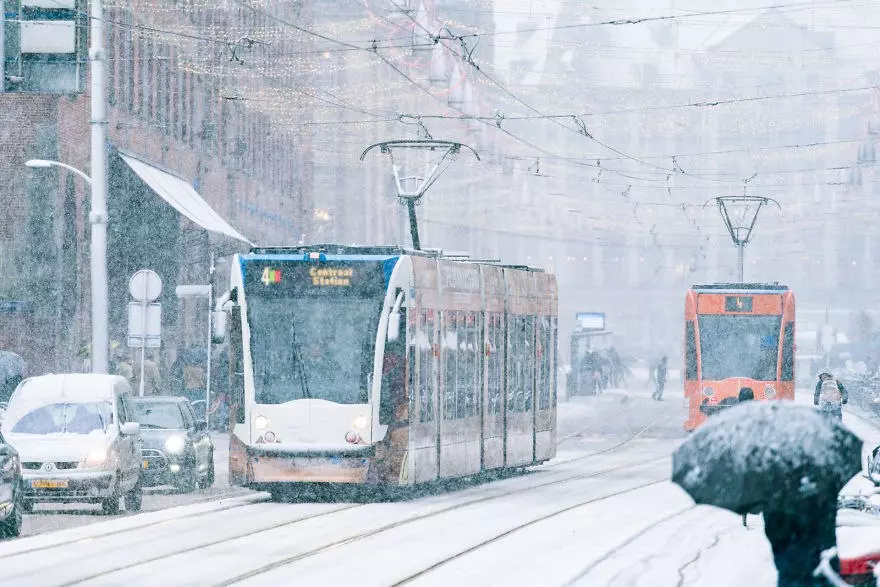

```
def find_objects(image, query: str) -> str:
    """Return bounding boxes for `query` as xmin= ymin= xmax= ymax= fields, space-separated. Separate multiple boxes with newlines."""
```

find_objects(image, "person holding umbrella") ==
xmin=672 ymin=402 xmax=862 ymax=586
xmin=814 ymin=371 xmax=847 ymax=421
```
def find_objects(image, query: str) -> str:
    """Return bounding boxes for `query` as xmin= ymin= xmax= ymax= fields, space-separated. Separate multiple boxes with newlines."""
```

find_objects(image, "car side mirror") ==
xmin=387 ymin=311 xmax=401 ymax=342
xmin=120 ymin=422 xmax=140 ymax=436
xmin=195 ymin=420 xmax=207 ymax=432
xmin=211 ymin=310 xmax=228 ymax=344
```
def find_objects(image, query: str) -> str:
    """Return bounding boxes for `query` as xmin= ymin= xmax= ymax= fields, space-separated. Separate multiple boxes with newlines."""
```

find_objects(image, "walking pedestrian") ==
xmin=814 ymin=371 xmax=847 ymax=421
xmin=652 ymin=356 xmax=668 ymax=401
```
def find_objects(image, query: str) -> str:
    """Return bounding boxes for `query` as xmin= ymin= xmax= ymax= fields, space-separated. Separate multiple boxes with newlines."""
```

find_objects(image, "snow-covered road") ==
xmin=1 ymin=387 xmax=877 ymax=586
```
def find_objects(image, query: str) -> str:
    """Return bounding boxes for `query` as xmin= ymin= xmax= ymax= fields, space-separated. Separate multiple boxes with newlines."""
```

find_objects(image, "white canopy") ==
xmin=118 ymin=151 xmax=253 ymax=245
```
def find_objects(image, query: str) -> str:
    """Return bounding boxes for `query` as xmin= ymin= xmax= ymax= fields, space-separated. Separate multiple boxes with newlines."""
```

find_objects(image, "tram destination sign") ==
xmin=246 ymin=260 xmax=385 ymax=298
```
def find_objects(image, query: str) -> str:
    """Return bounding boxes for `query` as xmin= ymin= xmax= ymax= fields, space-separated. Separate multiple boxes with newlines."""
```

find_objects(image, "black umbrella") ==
xmin=672 ymin=401 xmax=862 ymax=515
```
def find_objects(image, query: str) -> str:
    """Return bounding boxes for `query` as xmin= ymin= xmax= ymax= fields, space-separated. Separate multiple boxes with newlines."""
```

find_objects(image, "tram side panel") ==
xmin=504 ymin=268 xmax=537 ymax=468
xmin=409 ymin=256 xmax=441 ymax=484
xmin=437 ymin=260 xmax=483 ymax=480
xmin=481 ymin=265 xmax=506 ymax=471
xmin=534 ymin=272 xmax=558 ymax=464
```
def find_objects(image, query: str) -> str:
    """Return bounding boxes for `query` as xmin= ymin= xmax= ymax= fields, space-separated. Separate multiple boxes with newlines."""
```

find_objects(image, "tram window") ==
xmin=418 ymin=310 xmax=435 ymax=423
xmin=507 ymin=315 xmax=533 ymax=413
xmin=538 ymin=316 xmax=552 ymax=411
xmin=781 ymin=322 xmax=794 ymax=381
xmin=685 ymin=321 xmax=697 ymax=381
xmin=442 ymin=312 xmax=455 ymax=420
xmin=487 ymin=313 xmax=503 ymax=415
xmin=462 ymin=312 xmax=479 ymax=418
xmin=523 ymin=316 xmax=535 ymax=413
xmin=551 ymin=317 xmax=558 ymax=408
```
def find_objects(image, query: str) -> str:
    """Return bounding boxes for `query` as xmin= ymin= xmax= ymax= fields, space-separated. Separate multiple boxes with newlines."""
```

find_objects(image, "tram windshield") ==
xmin=243 ymin=260 xmax=387 ymax=405
xmin=698 ymin=314 xmax=781 ymax=381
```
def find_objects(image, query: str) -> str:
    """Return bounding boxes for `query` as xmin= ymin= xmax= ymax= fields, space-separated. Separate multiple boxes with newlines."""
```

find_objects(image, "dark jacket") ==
xmin=813 ymin=379 xmax=848 ymax=406
xmin=656 ymin=361 xmax=668 ymax=384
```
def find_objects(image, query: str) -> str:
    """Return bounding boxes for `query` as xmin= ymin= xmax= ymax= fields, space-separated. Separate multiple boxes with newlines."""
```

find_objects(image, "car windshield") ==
xmin=130 ymin=402 xmax=185 ymax=429
xmin=698 ymin=314 xmax=782 ymax=381
xmin=9 ymin=402 xmax=111 ymax=435
xmin=246 ymin=296 xmax=381 ymax=405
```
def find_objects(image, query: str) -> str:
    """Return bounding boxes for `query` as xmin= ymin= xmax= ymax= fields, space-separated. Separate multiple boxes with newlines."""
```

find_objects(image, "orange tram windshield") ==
xmin=683 ymin=283 xmax=795 ymax=431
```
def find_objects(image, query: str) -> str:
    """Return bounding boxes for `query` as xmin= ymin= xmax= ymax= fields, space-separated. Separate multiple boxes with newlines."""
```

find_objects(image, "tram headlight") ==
xmin=352 ymin=416 xmax=368 ymax=431
xmin=345 ymin=431 xmax=360 ymax=444
xmin=263 ymin=431 xmax=277 ymax=443
xmin=764 ymin=386 xmax=776 ymax=399
xmin=702 ymin=386 xmax=714 ymax=398
xmin=254 ymin=415 xmax=270 ymax=430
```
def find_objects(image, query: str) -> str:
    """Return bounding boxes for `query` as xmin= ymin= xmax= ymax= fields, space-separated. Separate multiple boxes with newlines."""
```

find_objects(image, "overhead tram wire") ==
xmin=385 ymin=0 xmax=722 ymax=184
xmin=233 ymin=0 xmax=876 ymax=190
xmin=237 ymin=0 xmax=675 ymax=184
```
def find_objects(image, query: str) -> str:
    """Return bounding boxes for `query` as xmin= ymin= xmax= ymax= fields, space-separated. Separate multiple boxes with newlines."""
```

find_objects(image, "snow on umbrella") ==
xmin=672 ymin=401 xmax=862 ymax=515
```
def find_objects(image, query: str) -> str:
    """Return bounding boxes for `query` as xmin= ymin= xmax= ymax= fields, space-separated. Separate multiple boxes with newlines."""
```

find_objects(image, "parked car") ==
xmin=2 ymin=374 xmax=142 ymax=515
xmin=0 ymin=431 xmax=22 ymax=538
xmin=130 ymin=396 xmax=214 ymax=492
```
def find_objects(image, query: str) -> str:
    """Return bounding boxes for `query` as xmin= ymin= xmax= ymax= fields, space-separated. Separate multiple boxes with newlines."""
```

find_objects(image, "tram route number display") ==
xmin=247 ymin=260 xmax=385 ymax=298
xmin=724 ymin=296 xmax=753 ymax=312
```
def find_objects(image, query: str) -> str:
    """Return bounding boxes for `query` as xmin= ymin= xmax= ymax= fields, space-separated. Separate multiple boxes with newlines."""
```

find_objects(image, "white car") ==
xmin=2 ymin=374 xmax=142 ymax=515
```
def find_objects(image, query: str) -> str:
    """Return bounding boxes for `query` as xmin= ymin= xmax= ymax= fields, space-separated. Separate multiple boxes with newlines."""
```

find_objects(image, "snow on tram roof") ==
xmin=246 ymin=244 xmax=545 ymax=272
xmin=691 ymin=282 xmax=790 ymax=294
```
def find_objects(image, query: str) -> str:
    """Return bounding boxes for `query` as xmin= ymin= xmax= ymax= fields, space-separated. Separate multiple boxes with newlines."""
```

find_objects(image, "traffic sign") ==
xmin=127 ymin=302 xmax=161 ymax=348
xmin=129 ymin=270 xmax=162 ymax=302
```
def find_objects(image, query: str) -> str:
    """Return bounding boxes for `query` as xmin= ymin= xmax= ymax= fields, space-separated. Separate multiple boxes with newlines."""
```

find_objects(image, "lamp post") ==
xmin=25 ymin=158 xmax=108 ymax=374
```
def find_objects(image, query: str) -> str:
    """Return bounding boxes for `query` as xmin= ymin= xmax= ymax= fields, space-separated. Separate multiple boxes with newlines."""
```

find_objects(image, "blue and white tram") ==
xmin=221 ymin=245 xmax=557 ymax=495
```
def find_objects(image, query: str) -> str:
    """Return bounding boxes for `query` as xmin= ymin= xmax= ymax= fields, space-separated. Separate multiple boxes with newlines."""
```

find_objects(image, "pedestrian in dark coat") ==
xmin=814 ymin=371 xmax=847 ymax=421
xmin=763 ymin=497 xmax=839 ymax=587
xmin=652 ymin=356 xmax=668 ymax=400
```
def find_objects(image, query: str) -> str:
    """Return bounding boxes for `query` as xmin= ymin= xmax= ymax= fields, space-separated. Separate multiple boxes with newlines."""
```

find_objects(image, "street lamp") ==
xmin=24 ymin=158 xmax=108 ymax=374
xmin=25 ymin=159 xmax=93 ymax=185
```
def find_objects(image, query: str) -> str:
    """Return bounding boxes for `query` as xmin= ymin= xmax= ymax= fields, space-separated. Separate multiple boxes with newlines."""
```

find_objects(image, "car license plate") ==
xmin=142 ymin=460 xmax=149 ymax=469
xmin=31 ymin=479 xmax=68 ymax=489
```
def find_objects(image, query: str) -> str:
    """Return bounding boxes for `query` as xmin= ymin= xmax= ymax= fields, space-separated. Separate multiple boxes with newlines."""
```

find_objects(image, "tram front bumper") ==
xmin=246 ymin=443 xmax=374 ymax=484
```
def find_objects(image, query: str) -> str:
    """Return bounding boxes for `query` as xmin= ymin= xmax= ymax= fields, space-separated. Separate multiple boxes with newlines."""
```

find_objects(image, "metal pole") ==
xmin=205 ymin=252 xmax=214 ymax=425
xmin=737 ymin=244 xmax=744 ymax=282
xmin=1 ymin=8 xmax=5 ymax=95
xmin=90 ymin=0 xmax=109 ymax=373
xmin=138 ymin=282 xmax=146 ymax=397
xmin=406 ymin=199 xmax=420 ymax=250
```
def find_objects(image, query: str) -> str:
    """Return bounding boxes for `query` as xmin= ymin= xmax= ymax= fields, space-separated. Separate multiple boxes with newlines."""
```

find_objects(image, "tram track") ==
xmin=390 ymin=478 xmax=673 ymax=586
xmin=5 ymin=418 xmax=667 ymax=585
xmin=208 ymin=452 xmax=671 ymax=587
xmin=560 ymin=505 xmax=699 ymax=586
xmin=53 ymin=448 xmax=670 ymax=586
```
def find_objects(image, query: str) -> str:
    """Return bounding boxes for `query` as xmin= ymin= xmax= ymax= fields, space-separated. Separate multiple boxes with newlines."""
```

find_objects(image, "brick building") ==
xmin=0 ymin=0 xmax=315 ymax=375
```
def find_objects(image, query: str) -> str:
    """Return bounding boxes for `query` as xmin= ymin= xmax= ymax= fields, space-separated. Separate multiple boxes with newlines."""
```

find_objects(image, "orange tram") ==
xmin=683 ymin=283 xmax=795 ymax=431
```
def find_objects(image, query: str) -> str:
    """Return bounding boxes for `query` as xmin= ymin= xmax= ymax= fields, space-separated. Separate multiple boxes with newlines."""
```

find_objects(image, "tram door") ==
xmin=534 ymin=274 xmax=557 ymax=462
xmin=481 ymin=265 xmax=506 ymax=471
xmin=409 ymin=257 xmax=441 ymax=483
xmin=504 ymin=270 xmax=536 ymax=468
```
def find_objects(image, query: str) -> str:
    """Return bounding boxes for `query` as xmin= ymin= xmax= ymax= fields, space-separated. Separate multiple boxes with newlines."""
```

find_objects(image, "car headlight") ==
xmin=84 ymin=447 xmax=108 ymax=467
xmin=254 ymin=415 xmax=270 ymax=430
xmin=164 ymin=435 xmax=186 ymax=454
xmin=0 ymin=455 xmax=16 ymax=476
xmin=352 ymin=416 xmax=368 ymax=431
